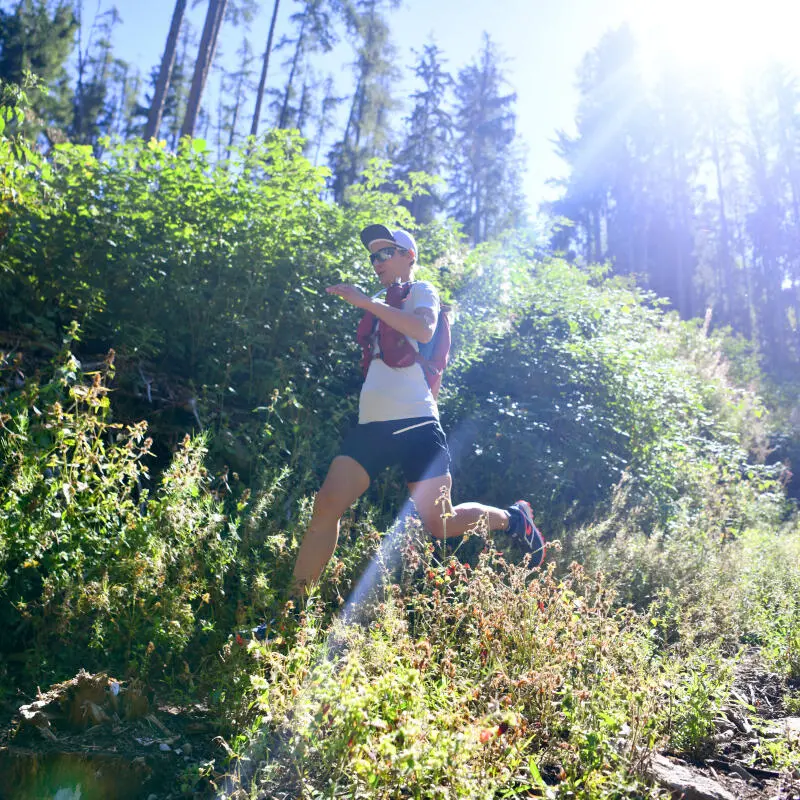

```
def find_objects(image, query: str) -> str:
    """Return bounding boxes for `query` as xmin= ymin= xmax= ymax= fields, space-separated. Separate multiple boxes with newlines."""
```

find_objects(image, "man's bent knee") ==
xmin=312 ymin=488 xmax=348 ymax=524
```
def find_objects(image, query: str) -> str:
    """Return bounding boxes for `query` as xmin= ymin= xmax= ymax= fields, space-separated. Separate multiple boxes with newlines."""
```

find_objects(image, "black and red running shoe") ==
xmin=507 ymin=500 xmax=546 ymax=567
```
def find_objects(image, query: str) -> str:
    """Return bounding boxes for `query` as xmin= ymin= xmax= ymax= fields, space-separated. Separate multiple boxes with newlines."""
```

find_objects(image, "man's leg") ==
xmin=292 ymin=455 xmax=370 ymax=598
xmin=408 ymin=474 xmax=546 ymax=566
xmin=407 ymin=473 xmax=510 ymax=540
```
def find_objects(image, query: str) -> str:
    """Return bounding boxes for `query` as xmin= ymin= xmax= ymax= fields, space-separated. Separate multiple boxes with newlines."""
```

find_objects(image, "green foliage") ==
xmin=441 ymin=238 xmax=786 ymax=535
xmin=550 ymin=26 xmax=800 ymax=376
xmin=0 ymin=130 xmax=430 ymax=504
xmin=448 ymin=34 xmax=526 ymax=244
xmin=2 ymin=81 xmax=783 ymax=543
xmin=328 ymin=0 xmax=401 ymax=203
xmin=0 ymin=1 xmax=76 ymax=137
xmin=0 ymin=330 xmax=237 ymax=676
xmin=1 ymin=77 xmax=800 ymax=800
xmin=665 ymin=657 xmax=731 ymax=761
xmin=734 ymin=526 xmax=800 ymax=679
xmin=0 ymin=75 xmax=56 ymax=238
xmin=236 ymin=533 xmax=671 ymax=799
xmin=393 ymin=42 xmax=454 ymax=225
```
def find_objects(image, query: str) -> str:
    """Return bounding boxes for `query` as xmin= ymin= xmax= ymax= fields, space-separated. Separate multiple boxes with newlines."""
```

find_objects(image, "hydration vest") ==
xmin=356 ymin=281 xmax=451 ymax=399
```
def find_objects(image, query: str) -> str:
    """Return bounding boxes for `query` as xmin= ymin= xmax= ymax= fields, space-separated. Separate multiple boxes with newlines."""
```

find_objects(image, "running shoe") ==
xmin=507 ymin=500 xmax=546 ymax=567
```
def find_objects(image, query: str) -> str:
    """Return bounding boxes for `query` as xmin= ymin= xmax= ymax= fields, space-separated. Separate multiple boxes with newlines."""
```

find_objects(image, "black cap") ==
xmin=360 ymin=224 xmax=397 ymax=250
xmin=359 ymin=224 xmax=417 ymax=256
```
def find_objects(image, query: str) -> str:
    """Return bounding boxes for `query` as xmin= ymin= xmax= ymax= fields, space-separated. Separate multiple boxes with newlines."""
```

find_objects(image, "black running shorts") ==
xmin=339 ymin=417 xmax=451 ymax=483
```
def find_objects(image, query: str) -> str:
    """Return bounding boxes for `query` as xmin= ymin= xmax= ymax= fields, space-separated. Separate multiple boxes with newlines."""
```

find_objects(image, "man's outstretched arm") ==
xmin=326 ymin=283 xmax=436 ymax=343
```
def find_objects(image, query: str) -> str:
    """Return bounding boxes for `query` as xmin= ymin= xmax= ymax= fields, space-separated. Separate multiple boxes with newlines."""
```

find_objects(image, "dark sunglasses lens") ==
xmin=370 ymin=247 xmax=396 ymax=264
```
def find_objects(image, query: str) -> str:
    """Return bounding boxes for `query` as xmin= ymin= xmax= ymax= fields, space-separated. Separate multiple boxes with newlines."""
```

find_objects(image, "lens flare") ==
xmin=625 ymin=0 xmax=800 ymax=92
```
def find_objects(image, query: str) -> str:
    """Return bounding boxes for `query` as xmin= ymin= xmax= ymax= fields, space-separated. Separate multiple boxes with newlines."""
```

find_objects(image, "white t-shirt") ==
xmin=358 ymin=280 xmax=440 ymax=424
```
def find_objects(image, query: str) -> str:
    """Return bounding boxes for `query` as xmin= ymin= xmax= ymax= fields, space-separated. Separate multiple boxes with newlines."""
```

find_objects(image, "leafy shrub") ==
xmin=665 ymin=657 xmax=732 ymax=761
xmin=443 ymin=241 xmax=785 ymax=536
xmin=1 ymin=83 xmax=785 ymax=542
xmin=228 ymin=529 xmax=679 ymax=798
xmin=0 ymin=329 xmax=238 ymax=676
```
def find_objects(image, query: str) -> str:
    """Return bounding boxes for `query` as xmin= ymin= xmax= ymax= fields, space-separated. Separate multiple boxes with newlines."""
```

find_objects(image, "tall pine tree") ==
xmin=448 ymin=34 xmax=526 ymax=244
xmin=393 ymin=41 xmax=453 ymax=224
xmin=0 ymin=0 xmax=76 ymax=138
xmin=272 ymin=0 xmax=340 ymax=131
xmin=328 ymin=0 xmax=400 ymax=203
xmin=144 ymin=0 xmax=186 ymax=141
xmin=181 ymin=0 xmax=228 ymax=138
xmin=70 ymin=2 xmax=123 ymax=147
xmin=250 ymin=0 xmax=279 ymax=137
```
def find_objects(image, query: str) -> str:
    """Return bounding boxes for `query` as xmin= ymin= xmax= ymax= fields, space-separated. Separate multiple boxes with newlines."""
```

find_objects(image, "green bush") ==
xmin=443 ymin=242 xmax=785 ymax=536
xmin=0 ymin=329 xmax=238 ymax=676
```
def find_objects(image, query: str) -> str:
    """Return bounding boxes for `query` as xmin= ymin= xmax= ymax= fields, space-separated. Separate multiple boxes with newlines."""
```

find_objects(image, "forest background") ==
xmin=2 ymin=0 xmax=800 ymax=797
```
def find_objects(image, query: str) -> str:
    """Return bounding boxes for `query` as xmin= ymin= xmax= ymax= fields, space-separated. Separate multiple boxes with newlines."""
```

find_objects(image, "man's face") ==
xmin=369 ymin=240 xmax=413 ymax=287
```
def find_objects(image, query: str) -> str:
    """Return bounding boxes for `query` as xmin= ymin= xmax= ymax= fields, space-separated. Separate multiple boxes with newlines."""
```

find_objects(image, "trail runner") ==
xmin=252 ymin=225 xmax=546 ymax=640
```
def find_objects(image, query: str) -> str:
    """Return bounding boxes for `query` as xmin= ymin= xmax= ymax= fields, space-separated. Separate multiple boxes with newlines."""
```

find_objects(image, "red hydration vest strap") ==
xmin=356 ymin=281 xmax=450 ymax=399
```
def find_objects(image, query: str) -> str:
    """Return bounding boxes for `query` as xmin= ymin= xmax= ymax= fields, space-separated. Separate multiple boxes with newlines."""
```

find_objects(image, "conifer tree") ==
xmin=769 ymin=66 xmax=800 ymax=361
xmin=549 ymin=27 xmax=644 ymax=266
xmin=221 ymin=34 xmax=255 ymax=157
xmin=309 ymin=73 xmax=343 ymax=165
xmin=328 ymin=0 xmax=400 ymax=203
xmin=742 ymin=67 xmax=800 ymax=365
xmin=132 ymin=19 xmax=195 ymax=145
xmin=144 ymin=0 xmax=186 ymax=141
xmin=0 ymin=0 xmax=76 ymax=136
xmin=646 ymin=67 xmax=700 ymax=318
xmin=180 ymin=0 xmax=228 ymax=138
xmin=180 ymin=0 xmax=256 ymax=140
xmin=551 ymin=27 xmax=800 ymax=370
xmin=548 ymin=25 xmax=705 ymax=322
xmin=250 ymin=0 xmax=279 ymax=137
xmin=163 ymin=21 xmax=194 ymax=147
xmin=71 ymin=2 xmax=124 ymax=147
xmin=105 ymin=56 xmax=141 ymax=140
xmin=448 ymin=33 xmax=526 ymax=244
xmin=272 ymin=0 xmax=339 ymax=131
xmin=393 ymin=41 xmax=453 ymax=224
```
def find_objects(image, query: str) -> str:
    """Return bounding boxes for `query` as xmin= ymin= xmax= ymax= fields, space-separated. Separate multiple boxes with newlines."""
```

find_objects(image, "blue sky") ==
xmin=107 ymin=0 xmax=641 ymax=210
xmin=95 ymin=0 xmax=800 ymax=208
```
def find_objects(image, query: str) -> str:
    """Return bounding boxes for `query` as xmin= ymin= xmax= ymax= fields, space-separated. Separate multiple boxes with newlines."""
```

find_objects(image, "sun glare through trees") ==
xmin=627 ymin=0 xmax=800 ymax=93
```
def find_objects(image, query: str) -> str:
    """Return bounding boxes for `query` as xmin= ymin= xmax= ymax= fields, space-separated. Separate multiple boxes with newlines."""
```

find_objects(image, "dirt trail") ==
xmin=648 ymin=649 xmax=800 ymax=800
xmin=0 ymin=651 xmax=798 ymax=799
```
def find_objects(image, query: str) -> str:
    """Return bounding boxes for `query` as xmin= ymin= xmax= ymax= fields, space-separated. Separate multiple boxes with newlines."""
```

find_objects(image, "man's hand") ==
xmin=326 ymin=283 xmax=371 ymax=309
xmin=327 ymin=283 xmax=434 ymax=342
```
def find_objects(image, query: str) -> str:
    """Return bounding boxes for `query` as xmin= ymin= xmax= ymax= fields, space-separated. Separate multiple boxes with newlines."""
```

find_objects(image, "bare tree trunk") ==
xmin=226 ymin=66 xmax=246 ymax=159
xmin=277 ymin=12 xmax=308 ymax=129
xmin=296 ymin=79 xmax=310 ymax=136
xmin=73 ymin=0 xmax=86 ymax=140
xmin=312 ymin=77 xmax=335 ymax=166
xmin=710 ymin=123 xmax=732 ymax=319
xmin=352 ymin=11 xmax=375 ymax=154
xmin=669 ymin=142 xmax=690 ymax=317
xmin=216 ymin=81 xmax=224 ymax=160
xmin=250 ymin=0 xmax=281 ymax=137
xmin=180 ymin=0 xmax=228 ymax=140
xmin=169 ymin=23 xmax=193 ymax=149
xmin=145 ymin=0 xmax=187 ymax=141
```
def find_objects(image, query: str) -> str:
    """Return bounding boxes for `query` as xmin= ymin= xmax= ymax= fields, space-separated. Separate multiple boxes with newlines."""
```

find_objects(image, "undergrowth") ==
xmin=209 ymin=522 xmax=753 ymax=799
xmin=2 ymin=98 xmax=800 ymax=797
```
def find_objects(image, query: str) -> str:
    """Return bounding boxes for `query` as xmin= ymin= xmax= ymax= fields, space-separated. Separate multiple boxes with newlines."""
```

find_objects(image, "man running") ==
xmin=291 ymin=224 xmax=545 ymax=599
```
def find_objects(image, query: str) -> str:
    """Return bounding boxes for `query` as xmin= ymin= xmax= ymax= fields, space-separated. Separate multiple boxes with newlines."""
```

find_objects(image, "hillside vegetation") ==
xmin=1 ymin=90 xmax=799 ymax=798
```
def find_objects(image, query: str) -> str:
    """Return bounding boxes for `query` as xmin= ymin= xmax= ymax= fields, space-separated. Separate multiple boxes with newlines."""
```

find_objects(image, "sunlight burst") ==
xmin=625 ymin=0 xmax=800 ymax=92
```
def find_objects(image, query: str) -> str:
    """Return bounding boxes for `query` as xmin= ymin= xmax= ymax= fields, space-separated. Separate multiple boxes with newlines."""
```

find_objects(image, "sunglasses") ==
xmin=369 ymin=245 xmax=407 ymax=265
